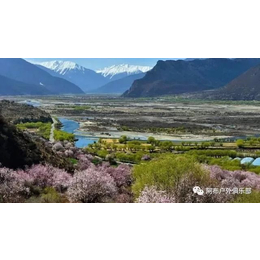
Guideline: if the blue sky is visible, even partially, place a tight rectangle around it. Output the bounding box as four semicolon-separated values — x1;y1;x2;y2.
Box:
25;58;180;70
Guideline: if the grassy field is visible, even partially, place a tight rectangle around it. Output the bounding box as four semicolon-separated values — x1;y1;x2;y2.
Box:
16;122;52;139
16;121;75;142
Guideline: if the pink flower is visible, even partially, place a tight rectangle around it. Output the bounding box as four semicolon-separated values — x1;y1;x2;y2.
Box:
137;186;175;203
67;167;117;203
0;167;28;202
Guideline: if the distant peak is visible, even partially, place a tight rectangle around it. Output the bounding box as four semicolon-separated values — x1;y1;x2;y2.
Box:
33;60;86;75
96;64;152;79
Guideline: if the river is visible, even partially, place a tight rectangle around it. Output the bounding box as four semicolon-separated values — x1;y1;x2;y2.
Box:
58;118;99;148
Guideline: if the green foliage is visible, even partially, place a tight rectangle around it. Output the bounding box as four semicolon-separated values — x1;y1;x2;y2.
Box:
72;105;91;111
246;166;260;174
147;136;156;144
40;187;63;203
69;158;78;165
235;137;260;148
54;118;62;130
234;190;260;203
121;126;130;131
175;146;191;151
132;155;208;197
127;140;143;145
91;158;102;165
97;150;109;158
236;139;244;148
159;141;174;151
16;122;52;139
188;149;237;158
54;130;75;142
200;142;210;148
115;152;143;163
207;157;242;171
26;187;64;203
122;125;210;135
119;135;128;144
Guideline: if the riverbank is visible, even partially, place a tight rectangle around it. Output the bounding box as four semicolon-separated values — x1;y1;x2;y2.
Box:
58;117;98;148
77;126;233;142
58;117;233;149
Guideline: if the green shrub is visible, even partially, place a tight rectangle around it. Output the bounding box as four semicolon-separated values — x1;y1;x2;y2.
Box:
119;135;128;144
69;158;78;165
132;155;208;197
97;150;109;158
40;187;63;203
236;139;244;148
91;158;102;165
121;126;130;131
115;151;154;164
73;105;91;110
234;190;260;203
26;187;64;203
188;149;237;158
147;136;156;144
159;141;174;151
54;130;75;142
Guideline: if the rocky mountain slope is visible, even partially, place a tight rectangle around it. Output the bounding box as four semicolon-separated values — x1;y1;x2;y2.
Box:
196;64;260;100
0;102;73;170
0;59;84;95
123;58;260;97
0;100;52;124
0;114;42;168
0;114;73;170
0;74;50;96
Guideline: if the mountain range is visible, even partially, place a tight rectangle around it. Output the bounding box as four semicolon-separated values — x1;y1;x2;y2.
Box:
35;61;109;92
123;58;260;97
2;58;260;99
34;61;151;93
0;74;50;95
0;59;84;95
194;63;260;100
0;59;151;95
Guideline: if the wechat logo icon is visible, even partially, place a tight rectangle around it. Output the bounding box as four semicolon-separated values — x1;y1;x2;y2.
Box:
193;186;204;196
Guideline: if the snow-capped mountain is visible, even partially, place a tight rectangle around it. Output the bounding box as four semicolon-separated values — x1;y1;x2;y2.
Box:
33;60;109;92
28;60;152;93
96;64;152;80
35;60;87;75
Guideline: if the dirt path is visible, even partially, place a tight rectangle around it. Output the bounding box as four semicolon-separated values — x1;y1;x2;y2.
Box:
49;117;57;143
